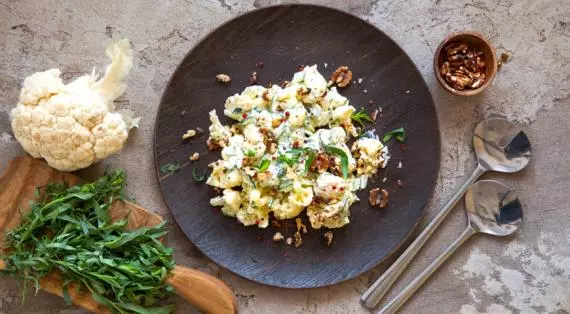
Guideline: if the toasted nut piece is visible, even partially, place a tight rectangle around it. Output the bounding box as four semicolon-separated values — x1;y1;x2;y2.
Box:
371;109;379;121
207;138;224;150
379;189;390;208
272;232;284;242
249;71;258;85
294;231;303;248
286;237;293;245
182;129;197;140
329;66;353;88
310;153;330;173
323;231;334;247
295;217;308;234
190;152;200;161
216;74;231;83
500;52;511;63
271;220;282;228
369;188;381;206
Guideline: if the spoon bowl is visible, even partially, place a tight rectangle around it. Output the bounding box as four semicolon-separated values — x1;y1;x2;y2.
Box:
465;180;523;236
474;118;532;173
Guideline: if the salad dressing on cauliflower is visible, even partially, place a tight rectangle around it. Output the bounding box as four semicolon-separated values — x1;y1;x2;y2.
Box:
10;39;138;172
207;65;389;229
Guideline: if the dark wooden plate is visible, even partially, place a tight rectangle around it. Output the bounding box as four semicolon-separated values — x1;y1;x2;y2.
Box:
154;4;440;288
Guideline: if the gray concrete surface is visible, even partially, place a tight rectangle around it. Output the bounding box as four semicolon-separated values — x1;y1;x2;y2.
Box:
1;0;569;313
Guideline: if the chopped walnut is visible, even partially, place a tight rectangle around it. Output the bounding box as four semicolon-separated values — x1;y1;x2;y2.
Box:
371;109;379;121
216;74;231;84
190;152;200;161
262;89;270;102
323;231;334;247
295;217;307;234
271;220;282;228
440;42;487;90
272;232;284;242
379;189;390;208
286;237;293;246
207;138;222;151
294;231;303;248
182;129;196;140
369;188;381;206
369;188;390;208
329;66;352;88
249;72;258;85
310;153;330;173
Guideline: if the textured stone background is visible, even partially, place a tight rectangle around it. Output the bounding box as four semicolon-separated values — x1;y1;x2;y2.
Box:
1;0;569;313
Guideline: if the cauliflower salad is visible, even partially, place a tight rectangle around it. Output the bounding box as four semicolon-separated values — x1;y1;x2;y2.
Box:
206;65;389;229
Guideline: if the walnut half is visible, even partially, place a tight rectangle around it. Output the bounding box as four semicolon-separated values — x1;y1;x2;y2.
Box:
329;66;352;88
369;188;390;208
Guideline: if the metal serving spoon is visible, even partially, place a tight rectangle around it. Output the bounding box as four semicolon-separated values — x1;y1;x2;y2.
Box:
378;180;523;313
362;118;531;308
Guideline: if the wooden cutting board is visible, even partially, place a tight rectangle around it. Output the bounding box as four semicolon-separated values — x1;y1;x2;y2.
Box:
0;156;237;314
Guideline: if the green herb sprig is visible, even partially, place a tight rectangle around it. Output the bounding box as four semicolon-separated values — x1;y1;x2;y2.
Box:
1;170;176;314
382;127;406;143
351;108;374;128
159;162;180;174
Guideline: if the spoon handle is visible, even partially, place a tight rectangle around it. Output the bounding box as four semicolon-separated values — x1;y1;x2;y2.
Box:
361;164;486;308
378;226;477;314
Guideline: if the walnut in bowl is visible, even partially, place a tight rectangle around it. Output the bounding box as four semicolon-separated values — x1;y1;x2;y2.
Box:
434;32;497;96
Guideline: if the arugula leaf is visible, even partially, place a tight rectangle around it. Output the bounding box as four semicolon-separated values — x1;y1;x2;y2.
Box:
192;167;207;182
351;107;374;128
254;157;271;172
324;145;349;178
159;162;180;174
382;127;406;143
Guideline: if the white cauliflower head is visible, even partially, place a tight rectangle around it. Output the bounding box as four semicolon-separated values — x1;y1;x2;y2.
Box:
10;39;139;172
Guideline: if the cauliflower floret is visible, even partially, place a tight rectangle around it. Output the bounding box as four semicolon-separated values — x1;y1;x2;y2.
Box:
221;135;245;169
206;163;242;189
223;86;267;120
273;198;304;220
288;181;314;207
208;109;232;144
332;105;358;137
10;39;137;172
320;87;348;110
287;107;307;128
352;137;389;175
313;172;347;201
243;124;264;144
210;189;242;216
307;196;355;229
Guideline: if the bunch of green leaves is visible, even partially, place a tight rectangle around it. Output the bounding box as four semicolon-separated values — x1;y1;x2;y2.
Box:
1;170;176;314
382;127;406;143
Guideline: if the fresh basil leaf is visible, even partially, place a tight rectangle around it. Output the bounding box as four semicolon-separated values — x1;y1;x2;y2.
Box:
324;145;349;178
382;127;406;143
159;162;180;174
